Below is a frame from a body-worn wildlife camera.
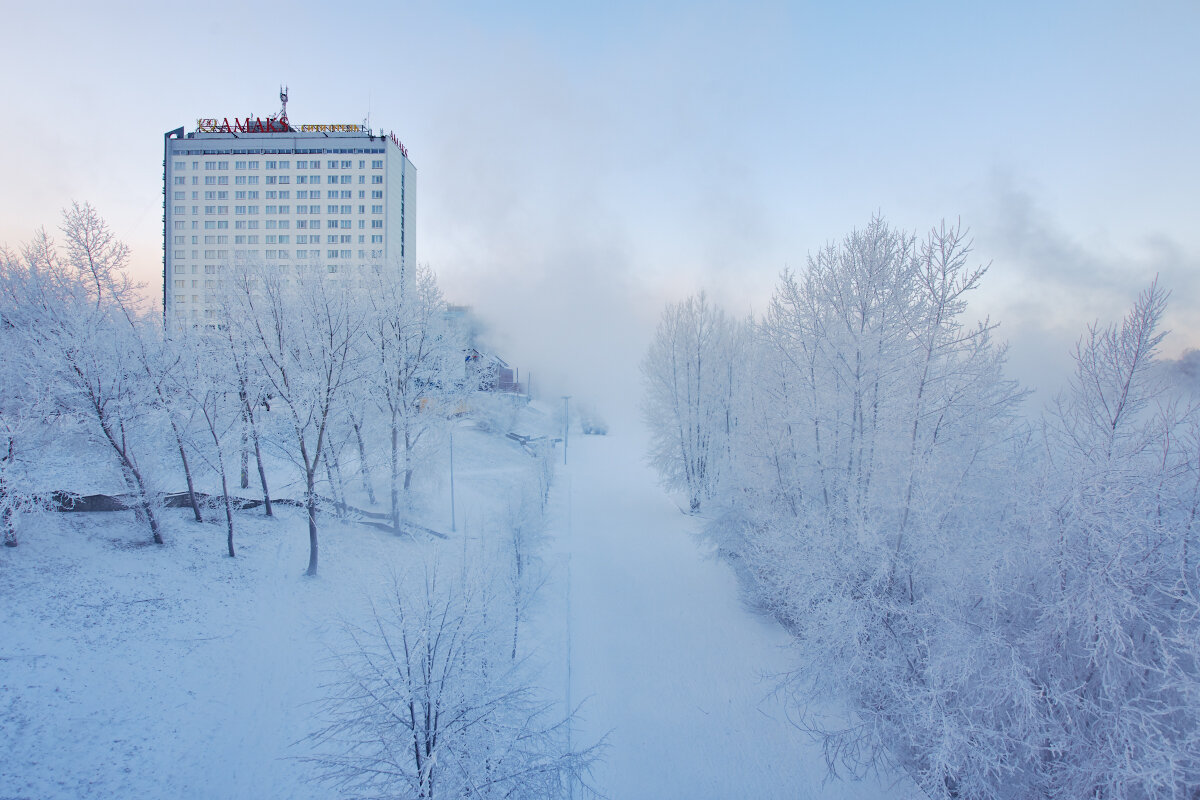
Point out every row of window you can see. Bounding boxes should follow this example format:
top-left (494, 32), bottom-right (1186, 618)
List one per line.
top-left (173, 232), bottom-right (384, 249)
top-left (172, 146), bottom-right (388, 156)
top-left (174, 189), bottom-right (383, 201)
top-left (173, 233), bottom-right (385, 252)
top-left (176, 159), bottom-right (385, 171)
top-left (173, 174), bottom-right (385, 187)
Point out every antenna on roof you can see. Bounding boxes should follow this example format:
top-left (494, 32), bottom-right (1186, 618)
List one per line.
top-left (278, 85), bottom-right (289, 126)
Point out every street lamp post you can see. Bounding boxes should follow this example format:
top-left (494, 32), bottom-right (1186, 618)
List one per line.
top-left (449, 427), bottom-right (456, 533)
top-left (561, 395), bottom-right (571, 466)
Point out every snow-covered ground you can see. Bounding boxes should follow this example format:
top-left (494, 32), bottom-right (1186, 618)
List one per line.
top-left (539, 429), bottom-right (913, 799)
top-left (2, 404), bottom-right (909, 799)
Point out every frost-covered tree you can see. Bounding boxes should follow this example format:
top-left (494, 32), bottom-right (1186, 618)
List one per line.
top-left (1, 211), bottom-right (166, 544)
top-left (642, 292), bottom-right (743, 511)
top-left (363, 263), bottom-right (466, 531)
top-left (229, 261), bottom-right (362, 575)
top-left (307, 559), bottom-right (600, 799)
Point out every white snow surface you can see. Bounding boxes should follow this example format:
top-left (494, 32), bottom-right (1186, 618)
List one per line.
top-left (539, 429), bottom-right (911, 799)
top-left (1, 414), bottom-right (909, 799)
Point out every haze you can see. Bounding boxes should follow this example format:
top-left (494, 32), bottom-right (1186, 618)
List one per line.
top-left (3, 0), bottom-right (1197, 423)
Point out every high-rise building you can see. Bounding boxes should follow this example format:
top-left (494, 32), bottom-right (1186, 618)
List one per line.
top-left (162, 90), bottom-right (415, 329)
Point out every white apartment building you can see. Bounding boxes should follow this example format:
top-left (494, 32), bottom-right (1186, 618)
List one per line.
top-left (162, 104), bottom-right (415, 329)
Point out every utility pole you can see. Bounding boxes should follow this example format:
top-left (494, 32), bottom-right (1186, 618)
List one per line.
top-left (561, 395), bottom-right (571, 466)
top-left (449, 427), bottom-right (456, 533)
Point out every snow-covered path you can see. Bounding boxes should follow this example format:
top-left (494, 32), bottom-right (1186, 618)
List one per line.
top-left (548, 431), bottom-right (902, 799)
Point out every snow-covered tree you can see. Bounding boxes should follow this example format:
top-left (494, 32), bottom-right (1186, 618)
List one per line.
top-left (1, 210), bottom-right (166, 544)
top-left (642, 292), bottom-right (743, 512)
top-left (228, 261), bottom-right (362, 575)
top-left (307, 558), bottom-right (600, 799)
top-left (363, 263), bottom-right (466, 531)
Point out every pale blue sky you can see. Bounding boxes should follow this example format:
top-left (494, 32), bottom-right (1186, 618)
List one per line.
top-left (2, 0), bottom-right (1197, 408)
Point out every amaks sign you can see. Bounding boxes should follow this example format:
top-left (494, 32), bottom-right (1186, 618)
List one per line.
top-left (196, 117), bottom-right (294, 133)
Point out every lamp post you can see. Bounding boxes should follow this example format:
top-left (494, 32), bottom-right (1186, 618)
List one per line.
top-left (449, 427), bottom-right (456, 533)
top-left (561, 395), bottom-right (571, 466)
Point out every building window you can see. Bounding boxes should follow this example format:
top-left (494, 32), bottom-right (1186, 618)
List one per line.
top-left (174, 191), bottom-right (185, 200)
top-left (174, 176), bottom-right (186, 185)
top-left (371, 235), bottom-right (383, 243)
top-left (248, 161), bottom-right (259, 169)
top-left (372, 160), bottom-right (382, 169)
top-left (278, 175), bottom-right (290, 184)
top-left (279, 160), bottom-right (290, 169)
top-left (235, 161), bottom-right (246, 169)
top-left (371, 205), bottom-right (382, 213)
top-left (205, 161), bottom-right (216, 170)
top-left (372, 190), bottom-right (382, 199)
top-left (236, 176), bottom-right (247, 185)
top-left (218, 161), bottom-right (228, 169)
top-left (266, 176), bottom-right (277, 185)
top-left (371, 219), bottom-right (383, 228)
top-left (248, 176), bottom-right (258, 185)
top-left (372, 175), bottom-right (383, 184)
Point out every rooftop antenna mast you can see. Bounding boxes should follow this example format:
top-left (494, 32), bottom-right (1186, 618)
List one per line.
top-left (277, 85), bottom-right (290, 127)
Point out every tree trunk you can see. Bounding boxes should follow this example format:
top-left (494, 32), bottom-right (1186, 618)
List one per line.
top-left (216, 448), bottom-right (235, 558)
top-left (240, 409), bottom-right (250, 489)
top-left (244, 395), bottom-right (272, 517)
top-left (1, 504), bottom-right (15, 547)
top-left (171, 424), bottom-right (203, 523)
top-left (305, 466), bottom-right (319, 576)
top-left (390, 418), bottom-right (401, 532)
top-left (354, 421), bottom-right (376, 504)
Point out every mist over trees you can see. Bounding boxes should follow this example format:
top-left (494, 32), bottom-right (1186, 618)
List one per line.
top-left (643, 216), bottom-right (1200, 798)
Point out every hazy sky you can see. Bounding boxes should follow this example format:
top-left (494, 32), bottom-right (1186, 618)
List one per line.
top-left (3, 1), bottom-right (1197, 420)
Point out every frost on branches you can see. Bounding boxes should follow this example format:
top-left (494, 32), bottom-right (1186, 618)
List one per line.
top-left (643, 216), bottom-right (1200, 799)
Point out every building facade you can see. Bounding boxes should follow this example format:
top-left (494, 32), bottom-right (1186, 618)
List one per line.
top-left (162, 107), bottom-right (415, 329)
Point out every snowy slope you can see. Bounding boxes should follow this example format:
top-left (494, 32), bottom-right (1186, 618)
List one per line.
top-left (0, 418), bottom-right (545, 800)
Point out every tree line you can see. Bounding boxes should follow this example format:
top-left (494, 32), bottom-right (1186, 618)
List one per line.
top-left (642, 216), bottom-right (1200, 798)
top-left (0, 203), bottom-right (472, 575)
